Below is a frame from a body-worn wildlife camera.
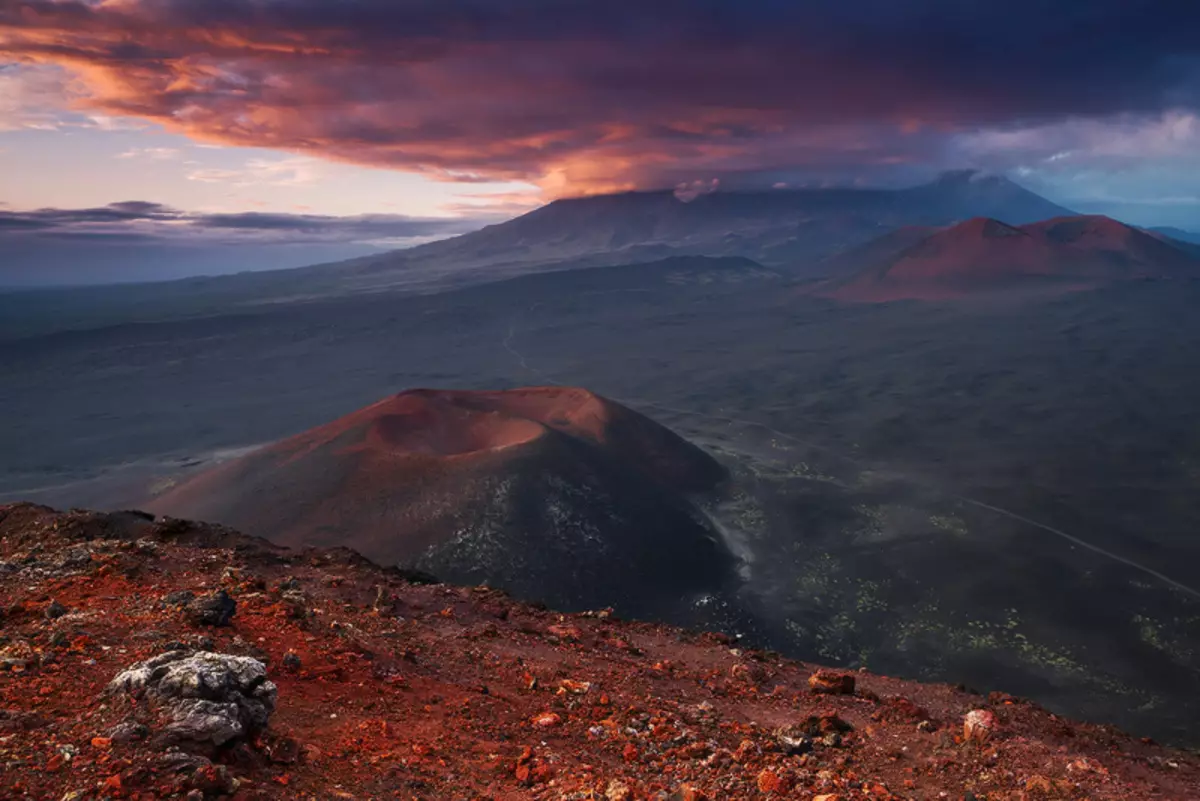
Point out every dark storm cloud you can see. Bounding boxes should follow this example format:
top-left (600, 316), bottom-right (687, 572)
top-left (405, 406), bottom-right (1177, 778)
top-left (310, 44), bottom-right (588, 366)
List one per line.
top-left (0, 203), bottom-right (486, 246)
top-left (3, 1), bottom-right (1198, 192)
top-left (0, 203), bottom-right (181, 227)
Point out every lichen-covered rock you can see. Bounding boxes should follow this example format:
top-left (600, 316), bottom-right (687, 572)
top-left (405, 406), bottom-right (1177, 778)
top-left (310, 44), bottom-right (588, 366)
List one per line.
top-left (108, 651), bottom-right (276, 747)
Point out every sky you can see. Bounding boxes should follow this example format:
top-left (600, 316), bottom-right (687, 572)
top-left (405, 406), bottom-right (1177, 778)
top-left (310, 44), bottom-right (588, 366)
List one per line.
top-left (2, 0), bottom-right (1199, 285)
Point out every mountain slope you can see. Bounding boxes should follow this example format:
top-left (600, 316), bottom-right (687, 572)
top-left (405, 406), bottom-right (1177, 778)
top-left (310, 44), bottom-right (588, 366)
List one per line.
top-left (327, 171), bottom-right (1075, 289)
top-left (819, 215), bottom-right (1200, 301)
top-left (145, 387), bottom-right (736, 615)
top-left (3, 503), bottom-right (1200, 799)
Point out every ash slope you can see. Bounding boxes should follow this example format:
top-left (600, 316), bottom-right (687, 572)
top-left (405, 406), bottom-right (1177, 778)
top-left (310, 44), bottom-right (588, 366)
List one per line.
top-left (820, 215), bottom-right (1200, 301)
top-left (3, 503), bottom-right (1199, 800)
top-left (146, 387), bottom-right (737, 616)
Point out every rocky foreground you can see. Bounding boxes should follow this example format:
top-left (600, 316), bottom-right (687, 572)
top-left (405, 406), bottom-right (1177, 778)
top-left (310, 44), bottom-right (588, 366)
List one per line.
top-left (1, 503), bottom-right (1197, 800)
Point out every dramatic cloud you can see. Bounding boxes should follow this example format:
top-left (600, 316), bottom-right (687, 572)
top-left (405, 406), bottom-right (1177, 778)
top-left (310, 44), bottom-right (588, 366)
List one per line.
top-left (3, 1), bottom-right (1199, 194)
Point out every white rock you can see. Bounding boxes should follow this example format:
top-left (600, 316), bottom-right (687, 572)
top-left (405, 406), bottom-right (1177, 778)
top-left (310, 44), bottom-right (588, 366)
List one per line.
top-left (108, 651), bottom-right (276, 746)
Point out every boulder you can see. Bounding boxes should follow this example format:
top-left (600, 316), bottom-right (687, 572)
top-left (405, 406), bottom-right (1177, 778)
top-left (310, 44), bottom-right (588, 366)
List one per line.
top-left (808, 669), bottom-right (855, 695)
top-left (963, 709), bottom-right (997, 742)
top-left (108, 651), bottom-right (276, 747)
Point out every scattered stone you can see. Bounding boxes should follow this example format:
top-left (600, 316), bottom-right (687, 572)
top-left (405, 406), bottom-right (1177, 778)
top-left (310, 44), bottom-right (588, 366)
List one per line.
top-left (773, 724), bottom-right (814, 756)
top-left (873, 695), bottom-right (930, 723)
top-left (164, 590), bottom-right (196, 607)
top-left (108, 651), bottom-right (276, 747)
top-left (963, 709), bottom-right (997, 743)
top-left (917, 719), bottom-right (937, 733)
top-left (808, 669), bottom-right (855, 695)
top-left (275, 576), bottom-right (302, 592)
top-left (605, 779), bottom-right (632, 801)
top-left (1068, 756), bottom-right (1109, 775)
top-left (756, 768), bottom-right (794, 794)
top-left (186, 590), bottom-right (236, 627)
top-left (547, 624), bottom-right (582, 641)
top-left (44, 600), bottom-right (68, 620)
top-left (282, 651), bottom-right (302, 672)
top-left (668, 785), bottom-right (706, 801)
top-left (108, 721), bottom-right (151, 743)
top-left (280, 590), bottom-right (309, 620)
top-left (821, 732), bottom-right (843, 748)
top-left (531, 711), bottom-right (562, 727)
top-left (264, 735), bottom-right (302, 765)
top-left (159, 750), bottom-right (213, 773)
top-left (801, 712), bottom-right (853, 737)
top-left (188, 762), bottom-right (239, 795)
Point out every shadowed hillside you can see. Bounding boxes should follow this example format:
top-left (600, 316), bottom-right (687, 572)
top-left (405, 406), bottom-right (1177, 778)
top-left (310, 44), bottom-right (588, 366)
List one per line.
top-left (146, 387), bottom-right (737, 617)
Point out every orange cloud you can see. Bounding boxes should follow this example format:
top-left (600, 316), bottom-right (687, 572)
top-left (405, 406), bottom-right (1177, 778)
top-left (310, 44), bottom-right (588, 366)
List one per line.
top-left (3, 1), bottom-right (1198, 196)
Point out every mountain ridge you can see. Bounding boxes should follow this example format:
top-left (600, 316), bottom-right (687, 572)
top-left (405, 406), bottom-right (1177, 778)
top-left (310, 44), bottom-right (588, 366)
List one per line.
top-left (331, 171), bottom-right (1075, 287)
top-left (818, 214), bottom-right (1200, 301)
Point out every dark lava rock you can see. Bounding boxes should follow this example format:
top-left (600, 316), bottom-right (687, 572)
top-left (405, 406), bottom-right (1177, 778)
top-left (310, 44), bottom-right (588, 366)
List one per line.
top-left (186, 590), bottom-right (236, 627)
top-left (109, 720), bottom-right (151, 742)
top-left (44, 600), bottom-right (68, 620)
top-left (164, 590), bottom-right (196, 607)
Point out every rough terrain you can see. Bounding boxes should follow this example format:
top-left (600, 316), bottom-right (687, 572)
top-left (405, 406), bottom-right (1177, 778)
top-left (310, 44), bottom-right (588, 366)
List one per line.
top-left (2, 503), bottom-right (1198, 800)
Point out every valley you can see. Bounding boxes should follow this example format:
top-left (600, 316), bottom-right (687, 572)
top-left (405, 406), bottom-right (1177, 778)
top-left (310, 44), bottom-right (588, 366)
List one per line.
top-left (4, 250), bottom-right (1200, 743)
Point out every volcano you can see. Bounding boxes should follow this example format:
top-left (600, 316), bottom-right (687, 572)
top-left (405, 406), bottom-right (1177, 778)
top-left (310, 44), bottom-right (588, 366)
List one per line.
top-left (146, 387), bottom-right (735, 614)
top-left (819, 215), bottom-right (1200, 301)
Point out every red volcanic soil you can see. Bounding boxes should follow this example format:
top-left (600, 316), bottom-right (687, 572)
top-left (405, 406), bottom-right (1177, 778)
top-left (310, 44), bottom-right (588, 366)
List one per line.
top-left (144, 387), bottom-right (732, 613)
top-left (818, 215), bottom-right (1200, 302)
top-left (3, 503), bottom-right (1199, 800)
top-left (306, 387), bottom-right (656, 460)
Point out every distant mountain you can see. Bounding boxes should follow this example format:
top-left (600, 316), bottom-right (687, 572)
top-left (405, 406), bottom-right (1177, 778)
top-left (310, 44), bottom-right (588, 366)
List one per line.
top-left (0, 172), bottom-right (1075, 317)
top-left (1149, 226), bottom-right (1200, 258)
top-left (327, 171), bottom-right (1075, 291)
top-left (1151, 226), bottom-right (1200, 245)
top-left (815, 225), bottom-right (938, 278)
top-left (146, 387), bottom-right (736, 615)
top-left (819, 215), bottom-right (1200, 301)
